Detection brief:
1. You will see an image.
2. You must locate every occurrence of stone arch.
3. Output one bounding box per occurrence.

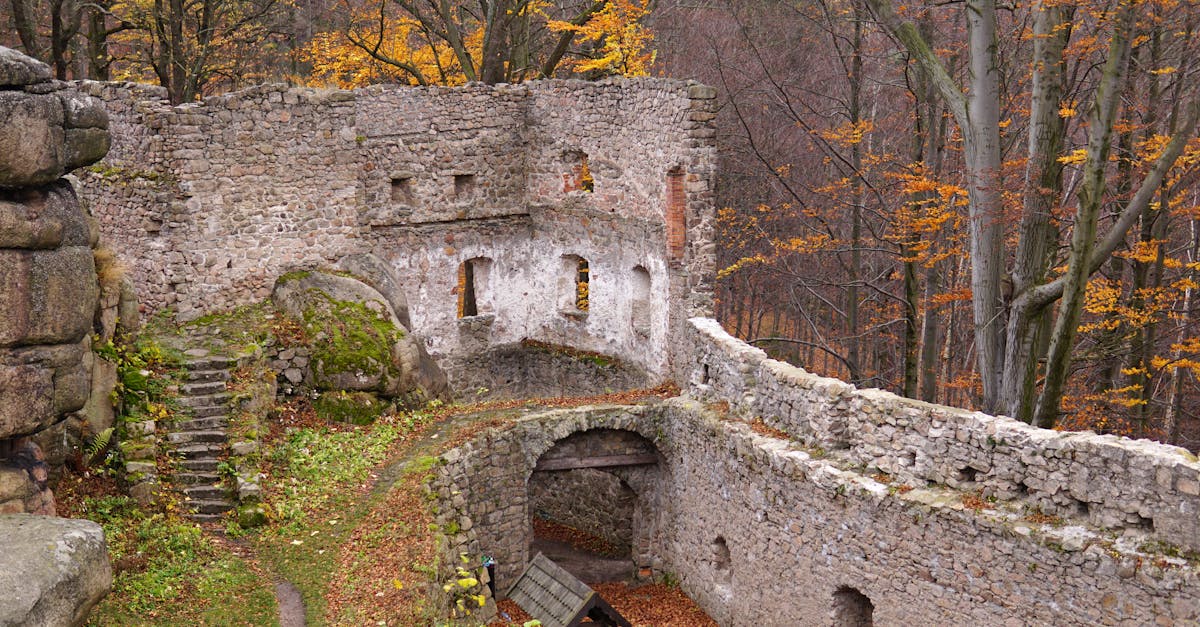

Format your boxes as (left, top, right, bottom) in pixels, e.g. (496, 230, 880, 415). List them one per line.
(832, 585, 874, 627)
(526, 427, 666, 582)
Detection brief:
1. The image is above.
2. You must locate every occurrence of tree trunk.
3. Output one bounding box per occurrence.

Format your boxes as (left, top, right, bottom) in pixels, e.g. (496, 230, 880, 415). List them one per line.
(1033, 4, 1135, 428)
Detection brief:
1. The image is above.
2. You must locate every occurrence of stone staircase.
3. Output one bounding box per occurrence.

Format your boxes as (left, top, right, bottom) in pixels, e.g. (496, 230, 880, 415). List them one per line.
(171, 350, 237, 521)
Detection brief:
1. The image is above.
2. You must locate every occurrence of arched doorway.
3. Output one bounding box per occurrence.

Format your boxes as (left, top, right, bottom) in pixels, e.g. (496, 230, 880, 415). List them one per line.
(527, 428, 664, 584)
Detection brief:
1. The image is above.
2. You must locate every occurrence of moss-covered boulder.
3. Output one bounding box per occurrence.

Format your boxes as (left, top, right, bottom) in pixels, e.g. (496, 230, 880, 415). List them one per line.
(271, 270, 444, 403)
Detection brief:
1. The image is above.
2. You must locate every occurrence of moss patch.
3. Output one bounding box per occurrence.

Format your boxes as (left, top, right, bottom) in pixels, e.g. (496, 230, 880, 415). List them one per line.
(314, 391, 386, 425)
(301, 290, 406, 391)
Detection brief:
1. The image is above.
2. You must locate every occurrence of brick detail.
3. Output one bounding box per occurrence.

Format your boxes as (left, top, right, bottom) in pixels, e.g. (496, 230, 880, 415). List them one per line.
(666, 169, 686, 260)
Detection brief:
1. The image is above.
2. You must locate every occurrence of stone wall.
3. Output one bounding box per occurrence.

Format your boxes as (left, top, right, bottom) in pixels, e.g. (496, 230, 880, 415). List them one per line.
(78, 79, 718, 393)
(529, 468, 635, 552)
(682, 317, 1200, 553)
(0, 48, 114, 514)
(430, 399, 1200, 626)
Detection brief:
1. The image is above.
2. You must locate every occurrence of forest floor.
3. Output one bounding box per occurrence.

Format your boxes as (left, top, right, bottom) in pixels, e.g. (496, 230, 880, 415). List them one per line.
(59, 385, 713, 626)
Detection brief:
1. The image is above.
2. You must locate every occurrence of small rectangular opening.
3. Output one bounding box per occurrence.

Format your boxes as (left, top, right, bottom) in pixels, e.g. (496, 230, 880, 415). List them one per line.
(454, 174, 476, 200)
(390, 176, 413, 204)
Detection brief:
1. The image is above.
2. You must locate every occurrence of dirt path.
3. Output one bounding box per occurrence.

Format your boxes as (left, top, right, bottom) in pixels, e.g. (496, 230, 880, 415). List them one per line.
(275, 581, 306, 627)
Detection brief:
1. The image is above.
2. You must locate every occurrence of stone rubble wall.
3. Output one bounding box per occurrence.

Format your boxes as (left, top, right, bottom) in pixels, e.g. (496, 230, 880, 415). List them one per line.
(431, 401, 1200, 626)
(78, 79, 718, 390)
(681, 316, 1200, 554)
(428, 406, 673, 591)
(529, 468, 636, 552)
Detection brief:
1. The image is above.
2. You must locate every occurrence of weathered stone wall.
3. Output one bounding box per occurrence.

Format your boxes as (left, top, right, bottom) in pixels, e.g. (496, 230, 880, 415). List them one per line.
(428, 406, 674, 590)
(0, 48, 113, 514)
(530, 469, 636, 552)
(431, 399, 1200, 626)
(683, 317, 1200, 553)
(78, 79, 717, 393)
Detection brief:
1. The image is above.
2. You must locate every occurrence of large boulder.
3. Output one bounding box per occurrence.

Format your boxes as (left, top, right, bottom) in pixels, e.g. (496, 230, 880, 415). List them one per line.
(272, 270, 447, 402)
(0, 514, 112, 626)
(0, 46, 109, 189)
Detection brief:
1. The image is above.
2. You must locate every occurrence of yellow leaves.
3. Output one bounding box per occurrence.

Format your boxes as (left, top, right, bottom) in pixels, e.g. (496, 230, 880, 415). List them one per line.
(819, 119, 875, 146)
(930, 288, 972, 306)
(547, 0, 655, 77)
(1058, 149, 1089, 165)
(1058, 104, 1078, 118)
(717, 255, 769, 280)
(774, 234, 833, 255)
(1115, 239, 1165, 264)
(1150, 66, 1178, 75)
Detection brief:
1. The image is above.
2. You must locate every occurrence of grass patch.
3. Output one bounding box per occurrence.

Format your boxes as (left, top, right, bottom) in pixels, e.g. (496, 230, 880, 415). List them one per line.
(248, 404, 435, 624)
(79, 494, 277, 626)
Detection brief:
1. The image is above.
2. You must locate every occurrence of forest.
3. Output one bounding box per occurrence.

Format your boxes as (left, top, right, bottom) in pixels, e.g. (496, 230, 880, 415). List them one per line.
(5, 0, 1200, 448)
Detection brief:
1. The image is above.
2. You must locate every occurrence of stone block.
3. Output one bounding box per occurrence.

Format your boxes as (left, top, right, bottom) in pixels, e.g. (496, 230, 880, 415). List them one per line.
(0, 467, 34, 502)
(0, 362, 55, 437)
(0, 91, 65, 187)
(0, 514, 111, 627)
(0, 246, 97, 347)
(0, 47, 52, 87)
(63, 127, 111, 171)
(58, 92, 108, 129)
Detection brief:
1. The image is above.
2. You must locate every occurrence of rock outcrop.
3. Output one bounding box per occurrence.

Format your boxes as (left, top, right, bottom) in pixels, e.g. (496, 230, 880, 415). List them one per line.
(0, 45, 114, 626)
(271, 269, 448, 407)
(0, 514, 112, 627)
(0, 46, 112, 513)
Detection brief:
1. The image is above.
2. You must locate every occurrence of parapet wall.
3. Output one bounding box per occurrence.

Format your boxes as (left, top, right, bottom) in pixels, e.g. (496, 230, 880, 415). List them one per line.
(682, 317, 1200, 553)
(432, 400, 1200, 625)
(77, 79, 717, 386)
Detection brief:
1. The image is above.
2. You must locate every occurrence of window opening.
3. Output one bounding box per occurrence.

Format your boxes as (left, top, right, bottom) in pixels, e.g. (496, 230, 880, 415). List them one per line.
(454, 174, 477, 200)
(579, 153, 594, 192)
(713, 536, 731, 585)
(576, 258, 589, 311)
(390, 175, 414, 204)
(560, 255, 590, 313)
(457, 257, 492, 317)
(833, 586, 874, 627)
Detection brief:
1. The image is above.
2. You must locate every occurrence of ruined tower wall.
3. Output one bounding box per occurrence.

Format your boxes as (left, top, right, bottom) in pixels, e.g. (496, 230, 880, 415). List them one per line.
(78, 79, 718, 386)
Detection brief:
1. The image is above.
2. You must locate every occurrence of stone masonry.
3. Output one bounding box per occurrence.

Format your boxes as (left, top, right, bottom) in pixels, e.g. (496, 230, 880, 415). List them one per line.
(77, 79, 718, 394)
(430, 335, 1200, 624)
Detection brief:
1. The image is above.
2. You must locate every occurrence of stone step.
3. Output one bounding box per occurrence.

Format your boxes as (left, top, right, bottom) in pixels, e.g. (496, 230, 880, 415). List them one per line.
(185, 369, 230, 383)
(187, 512, 227, 523)
(181, 381, 227, 396)
(184, 484, 230, 501)
(174, 416, 229, 432)
(179, 393, 231, 410)
(174, 471, 221, 485)
(188, 405, 229, 419)
(186, 499, 235, 515)
(168, 430, 226, 445)
(173, 443, 226, 459)
(180, 459, 219, 472)
(184, 355, 237, 371)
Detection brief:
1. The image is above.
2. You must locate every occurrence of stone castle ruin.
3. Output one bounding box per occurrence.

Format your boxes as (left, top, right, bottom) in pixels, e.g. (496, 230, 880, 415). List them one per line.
(5, 38, 1200, 623)
(77, 77, 718, 398)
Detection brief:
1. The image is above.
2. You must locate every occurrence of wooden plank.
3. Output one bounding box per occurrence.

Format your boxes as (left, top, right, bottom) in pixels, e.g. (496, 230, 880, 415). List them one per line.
(535, 453, 659, 472)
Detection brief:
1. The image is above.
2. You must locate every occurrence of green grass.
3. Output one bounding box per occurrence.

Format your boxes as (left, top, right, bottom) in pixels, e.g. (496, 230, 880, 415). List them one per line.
(248, 409, 433, 624)
(82, 495, 277, 626)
